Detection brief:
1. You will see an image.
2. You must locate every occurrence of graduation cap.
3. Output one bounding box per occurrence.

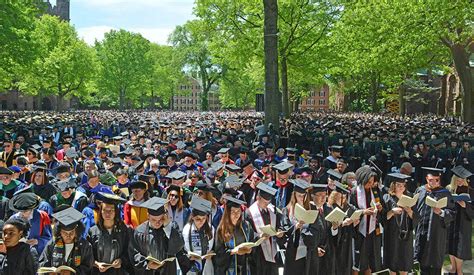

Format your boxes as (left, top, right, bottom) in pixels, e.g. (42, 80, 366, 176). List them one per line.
(286, 147, 298, 154)
(190, 195, 212, 216)
(166, 170, 187, 181)
(334, 182, 350, 194)
(256, 183, 277, 200)
(240, 159, 253, 169)
(140, 196, 168, 216)
(421, 166, 444, 177)
(176, 141, 186, 149)
(7, 166, 20, 173)
(430, 139, 444, 147)
(225, 164, 241, 173)
(329, 145, 343, 152)
(290, 179, 311, 193)
(132, 160, 144, 171)
(211, 162, 225, 171)
(273, 162, 293, 174)
(9, 192, 41, 212)
(194, 181, 214, 192)
(42, 147, 56, 156)
(51, 207, 85, 231)
(223, 194, 246, 208)
(217, 148, 230, 154)
(113, 136, 123, 141)
(130, 180, 148, 190)
(56, 163, 71, 174)
(83, 149, 94, 158)
(97, 192, 127, 205)
(451, 165, 473, 179)
(387, 173, 411, 183)
(327, 169, 343, 182)
(311, 183, 328, 193)
(65, 148, 79, 159)
(224, 175, 243, 189)
(57, 178, 77, 192)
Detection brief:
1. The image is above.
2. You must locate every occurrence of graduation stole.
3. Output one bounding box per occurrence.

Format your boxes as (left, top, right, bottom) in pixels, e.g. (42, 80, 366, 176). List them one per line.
(52, 239, 81, 267)
(355, 185, 376, 237)
(225, 223, 249, 275)
(248, 202, 277, 263)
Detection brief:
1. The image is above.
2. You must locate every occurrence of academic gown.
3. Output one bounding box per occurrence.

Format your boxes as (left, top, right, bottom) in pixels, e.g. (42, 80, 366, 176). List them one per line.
(447, 187, 474, 260)
(245, 204, 283, 275)
(332, 204, 356, 275)
(349, 187, 385, 272)
(183, 223, 214, 275)
(39, 238, 94, 275)
(0, 196, 10, 221)
(382, 193, 418, 272)
(88, 223, 133, 275)
(129, 221, 194, 275)
(271, 183, 294, 210)
(0, 242, 38, 275)
(12, 209, 52, 255)
(213, 220, 254, 275)
(313, 204, 337, 275)
(280, 207, 318, 275)
(414, 185, 455, 269)
(33, 182, 58, 202)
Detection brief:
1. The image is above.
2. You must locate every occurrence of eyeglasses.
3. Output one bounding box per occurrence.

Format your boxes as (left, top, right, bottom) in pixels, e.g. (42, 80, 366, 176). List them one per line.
(3, 145, 11, 148)
(169, 194, 179, 199)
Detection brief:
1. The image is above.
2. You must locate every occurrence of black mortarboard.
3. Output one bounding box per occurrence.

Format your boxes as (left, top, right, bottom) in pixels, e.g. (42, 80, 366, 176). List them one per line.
(140, 197, 167, 216)
(57, 178, 76, 192)
(224, 175, 243, 189)
(256, 183, 277, 200)
(290, 179, 311, 193)
(330, 145, 343, 152)
(334, 182, 350, 194)
(311, 183, 328, 193)
(194, 181, 214, 192)
(387, 173, 411, 183)
(51, 207, 85, 230)
(65, 148, 78, 159)
(226, 164, 241, 173)
(421, 166, 444, 177)
(273, 162, 293, 174)
(166, 170, 187, 180)
(217, 148, 230, 154)
(0, 167, 13, 175)
(167, 184, 183, 196)
(190, 195, 212, 216)
(97, 192, 127, 205)
(56, 163, 71, 174)
(211, 162, 225, 171)
(240, 159, 253, 169)
(42, 147, 56, 156)
(286, 147, 298, 154)
(129, 180, 148, 190)
(327, 169, 343, 182)
(132, 160, 144, 171)
(9, 192, 40, 211)
(223, 194, 246, 208)
(451, 165, 473, 179)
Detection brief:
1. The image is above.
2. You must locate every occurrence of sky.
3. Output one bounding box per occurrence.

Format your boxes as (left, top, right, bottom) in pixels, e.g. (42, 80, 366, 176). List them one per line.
(64, 0, 196, 45)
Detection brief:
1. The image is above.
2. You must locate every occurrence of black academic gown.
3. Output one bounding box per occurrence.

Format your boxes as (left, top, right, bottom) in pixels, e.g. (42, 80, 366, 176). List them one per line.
(447, 187, 474, 260)
(33, 183, 58, 202)
(313, 204, 336, 275)
(88, 223, 133, 274)
(332, 204, 356, 275)
(245, 205, 283, 275)
(129, 221, 193, 275)
(382, 193, 418, 272)
(39, 238, 94, 275)
(280, 207, 318, 275)
(213, 220, 254, 275)
(0, 242, 38, 275)
(349, 187, 385, 273)
(414, 185, 455, 269)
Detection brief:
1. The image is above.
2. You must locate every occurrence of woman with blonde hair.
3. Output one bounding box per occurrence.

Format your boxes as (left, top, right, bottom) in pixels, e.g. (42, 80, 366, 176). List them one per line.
(446, 166, 474, 275)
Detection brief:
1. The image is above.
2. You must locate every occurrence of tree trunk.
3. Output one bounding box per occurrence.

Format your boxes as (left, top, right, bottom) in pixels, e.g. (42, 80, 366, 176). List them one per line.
(281, 55, 289, 118)
(371, 74, 379, 113)
(399, 84, 406, 117)
(119, 87, 125, 111)
(57, 94, 63, 112)
(450, 43, 473, 123)
(263, 0, 280, 131)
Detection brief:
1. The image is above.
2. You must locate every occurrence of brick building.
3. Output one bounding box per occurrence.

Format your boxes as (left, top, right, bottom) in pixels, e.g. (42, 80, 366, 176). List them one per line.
(299, 84, 330, 111)
(171, 77, 220, 111)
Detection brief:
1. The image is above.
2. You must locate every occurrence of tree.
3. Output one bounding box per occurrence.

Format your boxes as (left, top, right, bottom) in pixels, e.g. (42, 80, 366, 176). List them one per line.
(0, 0, 43, 89)
(95, 29, 152, 110)
(263, 0, 280, 129)
(145, 44, 185, 109)
(21, 15, 96, 110)
(169, 20, 225, 111)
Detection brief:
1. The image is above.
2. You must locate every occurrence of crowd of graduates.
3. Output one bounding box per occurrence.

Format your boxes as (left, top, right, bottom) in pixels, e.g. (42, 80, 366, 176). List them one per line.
(0, 110, 472, 275)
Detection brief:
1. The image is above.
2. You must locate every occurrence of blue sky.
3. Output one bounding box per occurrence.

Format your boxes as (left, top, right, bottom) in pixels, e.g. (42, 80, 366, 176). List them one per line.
(64, 0, 196, 45)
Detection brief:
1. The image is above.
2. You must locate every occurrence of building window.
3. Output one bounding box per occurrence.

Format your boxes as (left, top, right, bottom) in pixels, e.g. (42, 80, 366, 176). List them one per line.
(319, 99, 325, 105)
(319, 91, 325, 97)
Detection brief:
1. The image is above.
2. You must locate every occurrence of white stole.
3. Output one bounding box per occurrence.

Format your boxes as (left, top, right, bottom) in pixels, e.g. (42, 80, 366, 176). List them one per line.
(249, 202, 277, 263)
(356, 185, 376, 236)
(168, 205, 185, 231)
